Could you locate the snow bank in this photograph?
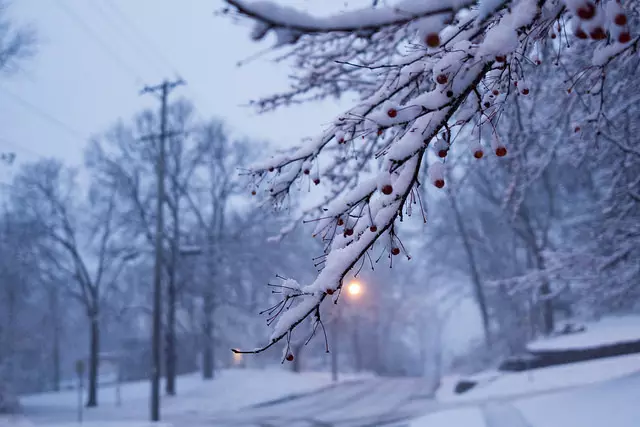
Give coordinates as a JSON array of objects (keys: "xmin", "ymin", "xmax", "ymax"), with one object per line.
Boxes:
[
  {"xmin": 527, "ymin": 316, "xmax": 640, "ymax": 352},
  {"xmin": 516, "ymin": 371, "xmax": 640, "ymax": 427},
  {"xmin": 410, "ymin": 407, "xmax": 486, "ymax": 427},
  {"xmin": 437, "ymin": 353, "xmax": 640, "ymax": 403}
]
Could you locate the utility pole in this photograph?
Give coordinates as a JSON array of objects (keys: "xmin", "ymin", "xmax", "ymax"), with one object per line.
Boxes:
[{"xmin": 140, "ymin": 78, "xmax": 185, "ymax": 422}]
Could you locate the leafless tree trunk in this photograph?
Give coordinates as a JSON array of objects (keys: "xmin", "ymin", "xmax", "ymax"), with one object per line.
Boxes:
[
  {"xmin": 202, "ymin": 287, "xmax": 215, "ymax": 380},
  {"xmin": 50, "ymin": 287, "xmax": 61, "ymax": 392},
  {"xmin": 86, "ymin": 313, "xmax": 99, "ymax": 407},
  {"xmin": 447, "ymin": 191, "xmax": 492, "ymax": 347}
]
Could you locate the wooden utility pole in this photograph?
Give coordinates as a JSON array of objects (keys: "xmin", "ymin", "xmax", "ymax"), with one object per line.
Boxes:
[{"xmin": 140, "ymin": 78, "xmax": 185, "ymax": 422}]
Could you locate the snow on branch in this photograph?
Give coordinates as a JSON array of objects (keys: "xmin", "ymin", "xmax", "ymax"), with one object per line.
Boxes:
[
  {"xmin": 224, "ymin": 0, "xmax": 478, "ymax": 38},
  {"xmin": 226, "ymin": 0, "xmax": 638, "ymax": 359}
]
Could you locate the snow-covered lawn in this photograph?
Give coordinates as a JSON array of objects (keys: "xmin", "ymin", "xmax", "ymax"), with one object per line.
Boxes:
[
  {"xmin": 437, "ymin": 352, "xmax": 640, "ymax": 403},
  {"xmin": 527, "ymin": 315, "xmax": 640, "ymax": 352},
  {"xmin": 437, "ymin": 315, "xmax": 640, "ymax": 404},
  {"xmin": 515, "ymin": 372, "xmax": 640, "ymax": 427},
  {"xmin": 3, "ymin": 368, "xmax": 371, "ymax": 426},
  {"xmin": 413, "ymin": 369, "xmax": 640, "ymax": 427}
]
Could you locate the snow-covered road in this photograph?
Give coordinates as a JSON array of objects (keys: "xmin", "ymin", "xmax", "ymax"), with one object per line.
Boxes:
[{"xmin": 165, "ymin": 377, "xmax": 437, "ymax": 427}]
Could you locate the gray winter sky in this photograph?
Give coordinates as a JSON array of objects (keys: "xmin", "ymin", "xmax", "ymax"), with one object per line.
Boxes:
[
  {"xmin": 1, "ymin": 0, "xmax": 484, "ymax": 355},
  {"xmin": 0, "ymin": 0, "xmax": 348, "ymax": 178}
]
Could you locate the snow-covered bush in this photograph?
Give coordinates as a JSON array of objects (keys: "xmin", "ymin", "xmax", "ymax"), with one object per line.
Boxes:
[{"xmin": 222, "ymin": 0, "xmax": 638, "ymax": 357}]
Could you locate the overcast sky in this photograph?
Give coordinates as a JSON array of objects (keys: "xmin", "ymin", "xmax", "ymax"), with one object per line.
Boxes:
[{"xmin": 1, "ymin": 0, "xmax": 350, "ymax": 179}]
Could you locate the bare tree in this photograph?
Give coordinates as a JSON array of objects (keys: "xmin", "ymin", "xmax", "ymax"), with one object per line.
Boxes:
[
  {"xmin": 0, "ymin": 0, "xmax": 35, "ymax": 75},
  {"xmin": 11, "ymin": 159, "xmax": 139, "ymax": 407},
  {"xmin": 86, "ymin": 100, "xmax": 207, "ymax": 394},
  {"xmin": 179, "ymin": 121, "xmax": 251, "ymax": 379}
]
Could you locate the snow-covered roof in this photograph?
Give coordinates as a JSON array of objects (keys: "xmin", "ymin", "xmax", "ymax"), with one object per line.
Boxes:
[{"xmin": 527, "ymin": 316, "xmax": 640, "ymax": 352}]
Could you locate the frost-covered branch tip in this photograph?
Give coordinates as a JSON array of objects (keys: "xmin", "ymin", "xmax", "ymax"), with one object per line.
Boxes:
[{"xmin": 226, "ymin": 0, "xmax": 637, "ymax": 358}]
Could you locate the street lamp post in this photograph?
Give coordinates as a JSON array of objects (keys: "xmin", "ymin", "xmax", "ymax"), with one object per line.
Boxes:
[{"xmin": 331, "ymin": 281, "xmax": 362, "ymax": 382}]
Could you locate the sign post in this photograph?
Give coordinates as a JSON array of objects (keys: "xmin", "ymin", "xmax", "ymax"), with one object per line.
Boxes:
[{"xmin": 75, "ymin": 360, "xmax": 85, "ymax": 424}]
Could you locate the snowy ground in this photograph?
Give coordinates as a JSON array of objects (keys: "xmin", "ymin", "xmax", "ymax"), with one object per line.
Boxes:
[
  {"xmin": 436, "ymin": 352, "xmax": 640, "ymax": 403},
  {"xmin": 410, "ymin": 371, "xmax": 640, "ymax": 427},
  {"xmin": 1, "ymin": 368, "xmax": 435, "ymax": 427},
  {"xmin": 527, "ymin": 315, "xmax": 640, "ymax": 352},
  {"xmin": 3, "ymin": 347, "xmax": 639, "ymax": 426}
]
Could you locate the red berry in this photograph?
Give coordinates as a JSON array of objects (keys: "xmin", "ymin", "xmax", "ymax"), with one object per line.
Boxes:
[
  {"xmin": 377, "ymin": 128, "xmax": 383, "ymax": 136},
  {"xmin": 434, "ymin": 179, "xmax": 445, "ymax": 188},
  {"xmin": 285, "ymin": 354, "xmax": 294, "ymax": 362},
  {"xmin": 338, "ymin": 137, "xmax": 345, "ymax": 144},
  {"xmin": 438, "ymin": 149, "xmax": 448, "ymax": 158},
  {"xmin": 381, "ymin": 184, "xmax": 393, "ymax": 195},
  {"xmin": 575, "ymin": 28, "xmax": 588, "ymax": 39},
  {"xmin": 521, "ymin": 88, "xmax": 529, "ymax": 95},
  {"xmin": 574, "ymin": 126, "xmax": 581, "ymax": 133},
  {"xmin": 313, "ymin": 178, "xmax": 320, "ymax": 185},
  {"xmin": 567, "ymin": 88, "xmax": 572, "ymax": 94},
  {"xmin": 369, "ymin": 225, "xmax": 377, "ymax": 232},
  {"xmin": 474, "ymin": 150, "xmax": 484, "ymax": 159},
  {"xmin": 495, "ymin": 55, "xmax": 506, "ymax": 62},
  {"xmin": 614, "ymin": 13, "xmax": 627, "ymax": 26},
  {"xmin": 619, "ymin": 32, "xmax": 631, "ymax": 43},
  {"xmin": 391, "ymin": 247, "xmax": 400, "ymax": 256},
  {"xmin": 495, "ymin": 146, "xmax": 507, "ymax": 157},
  {"xmin": 326, "ymin": 288, "xmax": 334, "ymax": 295},
  {"xmin": 344, "ymin": 228, "xmax": 354, "ymax": 236},
  {"xmin": 387, "ymin": 108, "xmax": 397, "ymax": 118},
  {"xmin": 436, "ymin": 74, "xmax": 448, "ymax": 85},
  {"xmin": 303, "ymin": 168, "xmax": 310, "ymax": 175},
  {"xmin": 577, "ymin": 3, "xmax": 596, "ymax": 20},
  {"xmin": 492, "ymin": 89, "xmax": 500, "ymax": 96},
  {"xmin": 425, "ymin": 33, "xmax": 440, "ymax": 47},
  {"xmin": 514, "ymin": 81, "xmax": 518, "ymax": 87},
  {"xmin": 251, "ymin": 190, "xmax": 256, "ymax": 195},
  {"xmin": 550, "ymin": 32, "xmax": 557, "ymax": 39},
  {"xmin": 337, "ymin": 218, "xmax": 344, "ymax": 226},
  {"xmin": 590, "ymin": 27, "xmax": 607, "ymax": 40}
]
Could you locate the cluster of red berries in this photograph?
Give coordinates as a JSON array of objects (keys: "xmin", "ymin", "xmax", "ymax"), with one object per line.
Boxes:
[{"xmin": 573, "ymin": 2, "xmax": 631, "ymax": 43}]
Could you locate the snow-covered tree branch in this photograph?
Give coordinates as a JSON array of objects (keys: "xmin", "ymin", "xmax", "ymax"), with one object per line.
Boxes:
[{"xmin": 224, "ymin": 0, "xmax": 638, "ymax": 358}]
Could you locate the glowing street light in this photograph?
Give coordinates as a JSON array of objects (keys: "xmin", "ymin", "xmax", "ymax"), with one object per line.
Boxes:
[{"xmin": 347, "ymin": 281, "xmax": 362, "ymax": 297}]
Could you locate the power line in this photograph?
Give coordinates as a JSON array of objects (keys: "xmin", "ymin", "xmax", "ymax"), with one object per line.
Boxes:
[
  {"xmin": 99, "ymin": 0, "xmax": 181, "ymax": 76},
  {"xmin": 0, "ymin": 136, "xmax": 45, "ymax": 160},
  {"xmin": 54, "ymin": 0, "xmax": 146, "ymax": 85},
  {"xmin": 0, "ymin": 85, "xmax": 88, "ymax": 143},
  {"xmin": 87, "ymin": 0, "xmax": 174, "ymax": 77},
  {"xmin": 96, "ymin": 0, "xmax": 210, "ymax": 120}
]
